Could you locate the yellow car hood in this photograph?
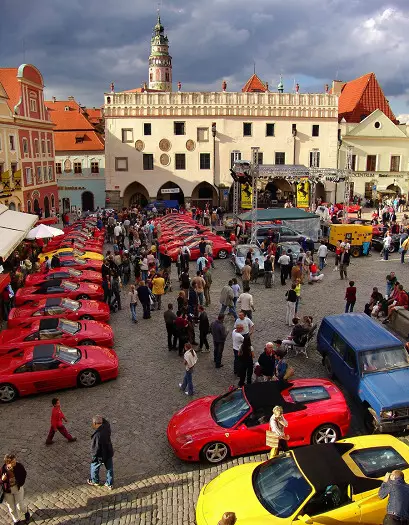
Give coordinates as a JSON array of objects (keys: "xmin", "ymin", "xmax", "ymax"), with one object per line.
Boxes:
[{"xmin": 196, "ymin": 462, "xmax": 272, "ymax": 525}]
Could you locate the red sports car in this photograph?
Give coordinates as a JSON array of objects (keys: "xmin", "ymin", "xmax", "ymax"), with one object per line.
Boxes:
[
  {"xmin": 0, "ymin": 343, "xmax": 118, "ymax": 402},
  {"xmin": 166, "ymin": 238, "xmax": 232, "ymax": 261},
  {"xmin": 45, "ymin": 240, "xmax": 104, "ymax": 253},
  {"xmin": 46, "ymin": 257, "xmax": 103, "ymax": 272},
  {"xmin": 15, "ymin": 279, "xmax": 103, "ymax": 306},
  {"xmin": 8, "ymin": 298, "xmax": 110, "ymax": 328},
  {"xmin": 167, "ymin": 380, "xmax": 351, "ymax": 463},
  {"xmin": 160, "ymin": 227, "xmax": 211, "ymax": 243},
  {"xmin": 25, "ymin": 268, "xmax": 102, "ymax": 286},
  {"xmin": 0, "ymin": 318, "xmax": 113, "ymax": 354}
]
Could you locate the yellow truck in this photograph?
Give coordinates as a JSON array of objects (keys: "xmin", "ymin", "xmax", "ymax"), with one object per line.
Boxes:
[{"xmin": 328, "ymin": 224, "xmax": 373, "ymax": 257}]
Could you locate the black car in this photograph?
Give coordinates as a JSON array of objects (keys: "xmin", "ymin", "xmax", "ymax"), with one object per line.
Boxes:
[
  {"xmin": 371, "ymin": 234, "xmax": 400, "ymax": 253},
  {"xmin": 256, "ymin": 224, "xmax": 310, "ymax": 245}
]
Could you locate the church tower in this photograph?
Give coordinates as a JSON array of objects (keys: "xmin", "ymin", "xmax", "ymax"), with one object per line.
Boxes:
[{"xmin": 149, "ymin": 13, "xmax": 172, "ymax": 91}]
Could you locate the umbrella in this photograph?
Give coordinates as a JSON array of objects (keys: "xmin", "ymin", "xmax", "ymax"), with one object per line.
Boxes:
[{"xmin": 26, "ymin": 224, "xmax": 64, "ymax": 240}]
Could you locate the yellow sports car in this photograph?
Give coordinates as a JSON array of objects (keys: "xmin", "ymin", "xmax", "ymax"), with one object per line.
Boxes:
[
  {"xmin": 39, "ymin": 248, "xmax": 103, "ymax": 262},
  {"xmin": 196, "ymin": 435, "xmax": 409, "ymax": 524}
]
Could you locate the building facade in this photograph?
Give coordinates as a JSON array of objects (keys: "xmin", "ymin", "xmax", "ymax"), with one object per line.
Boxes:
[
  {"xmin": 0, "ymin": 83, "xmax": 20, "ymax": 210},
  {"xmin": 0, "ymin": 65, "xmax": 57, "ymax": 216},
  {"xmin": 46, "ymin": 99, "xmax": 105, "ymax": 213}
]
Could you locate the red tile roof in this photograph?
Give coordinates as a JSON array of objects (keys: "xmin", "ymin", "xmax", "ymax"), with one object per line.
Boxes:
[
  {"xmin": 242, "ymin": 74, "xmax": 267, "ymax": 93},
  {"xmin": 85, "ymin": 107, "xmax": 103, "ymax": 124},
  {"xmin": 0, "ymin": 68, "xmax": 20, "ymax": 111},
  {"xmin": 45, "ymin": 100, "xmax": 94, "ymax": 131},
  {"xmin": 338, "ymin": 72, "xmax": 397, "ymax": 123},
  {"xmin": 54, "ymin": 131, "xmax": 104, "ymax": 152}
]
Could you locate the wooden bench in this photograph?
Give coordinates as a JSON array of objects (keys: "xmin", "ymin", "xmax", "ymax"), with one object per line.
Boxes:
[{"xmin": 390, "ymin": 308, "xmax": 409, "ymax": 338}]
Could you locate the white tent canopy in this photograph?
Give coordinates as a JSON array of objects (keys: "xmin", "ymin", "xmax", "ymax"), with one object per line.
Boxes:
[
  {"xmin": 0, "ymin": 204, "xmax": 37, "ymax": 260},
  {"xmin": 26, "ymin": 224, "xmax": 63, "ymax": 240}
]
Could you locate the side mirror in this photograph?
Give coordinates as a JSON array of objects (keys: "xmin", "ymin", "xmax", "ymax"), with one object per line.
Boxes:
[
  {"xmin": 296, "ymin": 515, "xmax": 313, "ymax": 525},
  {"xmin": 239, "ymin": 424, "xmax": 246, "ymax": 431}
]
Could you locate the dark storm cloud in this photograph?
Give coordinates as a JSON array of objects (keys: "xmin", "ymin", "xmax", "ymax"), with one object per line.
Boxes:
[{"xmin": 1, "ymin": 0, "xmax": 408, "ymax": 109}]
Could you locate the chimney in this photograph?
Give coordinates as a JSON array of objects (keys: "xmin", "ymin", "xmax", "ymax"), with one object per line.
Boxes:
[
  {"xmin": 68, "ymin": 96, "xmax": 75, "ymax": 101},
  {"xmin": 52, "ymin": 96, "xmax": 56, "ymax": 103},
  {"xmin": 332, "ymin": 80, "xmax": 346, "ymax": 96}
]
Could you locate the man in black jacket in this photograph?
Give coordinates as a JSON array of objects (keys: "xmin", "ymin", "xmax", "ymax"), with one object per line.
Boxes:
[
  {"xmin": 137, "ymin": 281, "xmax": 151, "ymax": 319},
  {"xmin": 198, "ymin": 305, "xmax": 210, "ymax": 352},
  {"xmin": 257, "ymin": 343, "xmax": 276, "ymax": 379},
  {"xmin": 88, "ymin": 416, "xmax": 114, "ymax": 489}
]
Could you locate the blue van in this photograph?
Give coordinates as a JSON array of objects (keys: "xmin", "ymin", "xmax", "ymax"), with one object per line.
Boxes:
[{"xmin": 317, "ymin": 313, "xmax": 409, "ymax": 432}]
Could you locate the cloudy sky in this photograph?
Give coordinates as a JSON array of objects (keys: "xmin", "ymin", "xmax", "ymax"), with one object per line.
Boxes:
[{"xmin": 1, "ymin": 0, "xmax": 409, "ymax": 118}]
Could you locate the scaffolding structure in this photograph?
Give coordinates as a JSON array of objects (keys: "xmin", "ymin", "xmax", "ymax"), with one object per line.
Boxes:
[{"xmin": 232, "ymin": 150, "xmax": 241, "ymax": 216}]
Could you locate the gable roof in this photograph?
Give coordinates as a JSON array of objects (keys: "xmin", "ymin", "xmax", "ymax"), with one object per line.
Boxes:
[
  {"xmin": 85, "ymin": 107, "xmax": 103, "ymax": 124},
  {"xmin": 45, "ymin": 100, "xmax": 94, "ymax": 131},
  {"xmin": 54, "ymin": 131, "xmax": 104, "ymax": 152},
  {"xmin": 338, "ymin": 73, "xmax": 397, "ymax": 124},
  {"xmin": 0, "ymin": 68, "xmax": 20, "ymax": 111},
  {"xmin": 242, "ymin": 74, "xmax": 267, "ymax": 93}
]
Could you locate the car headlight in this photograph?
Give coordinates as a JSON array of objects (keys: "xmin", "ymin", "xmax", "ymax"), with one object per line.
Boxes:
[
  {"xmin": 380, "ymin": 410, "xmax": 394, "ymax": 419},
  {"xmin": 176, "ymin": 434, "xmax": 194, "ymax": 445}
]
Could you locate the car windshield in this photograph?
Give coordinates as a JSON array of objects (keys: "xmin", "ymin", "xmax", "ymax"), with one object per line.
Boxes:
[
  {"xmin": 62, "ymin": 280, "xmax": 79, "ymax": 291},
  {"xmin": 58, "ymin": 319, "xmax": 80, "ymax": 334},
  {"xmin": 253, "ymin": 455, "xmax": 312, "ymax": 518},
  {"xmin": 211, "ymin": 389, "xmax": 250, "ymax": 428},
  {"xmin": 237, "ymin": 247, "xmax": 261, "ymax": 258},
  {"xmin": 72, "ymin": 249, "xmax": 85, "ymax": 256},
  {"xmin": 55, "ymin": 345, "xmax": 81, "ymax": 364},
  {"xmin": 61, "ymin": 298, "xmax": 80, "ymax": 311},
  {"xmin": 360, "ymin": 346, "xmax": 409, "ymax": 374},
  {"xmin": 73, "ymin": 258, "xmax": 86, "ymax": 265},
  {"xmin": 67, "ymin": 269, "xmax": 82, "ymax": 277}
]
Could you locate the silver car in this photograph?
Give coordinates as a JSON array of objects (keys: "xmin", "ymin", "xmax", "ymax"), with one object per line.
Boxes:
[{"xmin": 231, "ymin": 244, "xmax": 265, "ymax": 275}]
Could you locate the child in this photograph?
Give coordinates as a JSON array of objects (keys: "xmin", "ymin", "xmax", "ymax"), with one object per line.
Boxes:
[
  {"xmin": 46, "ymin": 398, "xmax": 76, "ymax": 445},
  {"xmin": 294, "ymin": 278, "xmax": 301, "ymax": 313},
  {"xmin": 345, "ymin": 281, "xmax": 357, "ymax": 313}
]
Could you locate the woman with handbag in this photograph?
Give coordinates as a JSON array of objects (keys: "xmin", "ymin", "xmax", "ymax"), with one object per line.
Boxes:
[
  {"xmin": 237, "ymin": 334, "xmax": 255, "ymax": 387},
  {"xmin": 274, "ymin": 351, "xmax": 294, "ymax": 382},
  {"xmin": 1, "ymin": 453, "xmax": 30, "ymax": 524},
  {"xmin": 269, "ymin": 406, "xmax": 289, "ymax": 458}
]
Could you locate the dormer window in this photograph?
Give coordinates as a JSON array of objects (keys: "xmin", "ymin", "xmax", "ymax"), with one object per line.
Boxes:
[
  {"xmin": 75, "ymin": 134, "xmax": 85, "ymax": 144},
  {"xmin": 64, "ymin": 106, "xmax": 70, "ymax": 111}
]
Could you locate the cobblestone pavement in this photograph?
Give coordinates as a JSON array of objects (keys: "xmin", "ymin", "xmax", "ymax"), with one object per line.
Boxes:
[{"xmin": 1, "ymin": 247, "xmax": 408, "ymax": 524}]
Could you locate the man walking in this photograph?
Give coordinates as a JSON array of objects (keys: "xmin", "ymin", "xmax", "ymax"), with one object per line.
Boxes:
[
  {"xmin": 152, "ymin": 272, "xmax": 165, "ymax": 310},
  {"xmin": 317, "ymin": 241, "xmax": 328, "ymax": 271},
  {"xmin": 345, "ymin": 281, "xmax": 357, "ymax": 313},
  {"xmin": 88, "ymin": 415, "xmax": 114, "ymax": 490},
  {"xmin": 203, "ymin": 267, "xmax": 212, "ymax": 306},
  {"xmin": 198, "ymin": 305, "xmax": 210, "ymax": 352},
  {"xmin": 285, "ymin": 284, "xmax": 298, "ymax": 326},
  {"xmin": 237, "ymin": 290, "xmax": 255, "ymax": 320},
  {"xmin": 264, "ymin": 256, "xmax": 273, "ymax": 288},
  {"xmin": 241, "ymin": 260, "xmax": 251, "ymax": 292},
  {"xmin": 278, "ymin": 250, "xmax": 291, "ymax": 285},
  {"xmin": 191, "ymin": 271, "xmax": 206, "ymax": 306},
  {"xmin": 378, "ymin": 470, "xmax": 409, "ymax": 524},
  {"xmin": 219, "ymin": 280, "xmax": 238, "ymax": 320},
  {"xmin": 231, "ymin": 324, "xmax": 244, "ymax": 375},
  {"xmin": 128, "ymin": 284, "xmax": 138, "ymax": 323},
  {"xmin": 339, "ymin": 248, "xmax": 350, "ymax": 280},
  {"xmin": 211, "ymin": 314, "xmax": 227, "ymax": 368},
  {"xmin": 164, "ymin": 303, "xmax": 177, "ymax": 350},
  {"xmin": 137, "ymin": 280, "xmax": 151, "ymax": 319}
]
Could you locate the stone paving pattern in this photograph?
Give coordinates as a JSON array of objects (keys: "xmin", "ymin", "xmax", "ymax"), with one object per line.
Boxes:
[{"xmin": 1, "ymin": 246, "xmax": 408, "ymax": 524}]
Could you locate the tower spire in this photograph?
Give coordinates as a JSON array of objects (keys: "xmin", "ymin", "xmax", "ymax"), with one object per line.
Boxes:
[{"xmin": 149, "ymin": 11, "xmax": 172, "ymax": 91}]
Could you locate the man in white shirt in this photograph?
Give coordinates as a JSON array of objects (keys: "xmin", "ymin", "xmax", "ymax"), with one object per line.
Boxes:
[
  {"xmin": 232, "ymin": 324, "xmax": 244, "ymax": 375},
  {"xmin": 383, "ymin": 233, "xmax": 392, "ymax": 261},
  {"xmin": 234, "ymin": 310, "xmax": 255, "ymax": 335},
  {"xmin": 114, "ymin": 224, "xmax": 122, "ymax": 241},
  {"xmin": 278, "ymin": 252, "xmax": 291, "ymax": 286},
  {"xmin": 237, "ymin": 292, "xmax": 255, "ymax": 320},
  {"xmin": 317, "ymin": 241, "xmax": 328, "ymax": 271},
  {"xmin": 181, "ymin": 244, "xmax": 191, "ymax": 257}
]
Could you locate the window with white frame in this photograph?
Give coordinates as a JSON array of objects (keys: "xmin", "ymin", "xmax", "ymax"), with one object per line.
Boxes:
[
  {"xmin": 47, "ymin": 140, "xmax": 51, "ymax": 155},
  {"xmin": 200, "ymin": 153, "xmax": 211, "ymax": 170},
  {"xmin": 41, "ymin": 140, "xmax": 46, "ymax": 155},
  {"xmin": 197, "ymin": 127, "xmax": 209, "ymax": 142},
  {"xmin": 37, "ymin": 166, "xmax": 42, "ymax": 182},
  {"xmin": 91, "ymin": 161, "xmax": 99, "ymax": 173},
  {"xmin": 34, "ymin": 139, "xmax": 39, "ymax": 155},
  {"xmin": 30, "ymin": 98, "xmax": 37, "ymax": 112},
  {"xmin": 121, "ymin": 129, "xmax": 133, "ymax": 143},
  {"xmin": 26, "ymin": 167, "xmax": 32, "ymax": 185},
  {"xmin": 9, "ymin": 135, "xmax": 15, "ymax": 151},
  {"xmin": 22, "ymin": 138, "xmax": 28, "ymax": 155},
  {"xmin": 55, "ymin": 162, "xmax": 62, "ymax": 174},
  {"xmin": 390, "ymin": 155, "xmax": 400, "ymax": 172},
  {"xmin": 43, "ymin": 166, "xmax": 48, "ymax": 182},
  {"xmin": 115, "ymin": 157, "xmax": 128, "ymax": 171},
  {"xmin": 48, "ymin": 166, "xmax": 53, "ymax": 181},
  {"xmin": 74, "ymin": 162, "xmax": 82, "ymax": 174}
]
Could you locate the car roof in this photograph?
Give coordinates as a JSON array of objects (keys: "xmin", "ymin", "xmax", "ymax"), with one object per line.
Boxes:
[
  {"xmin": 293, "ymin": 443, "xmax": 382, "ymax": 493},
  {"xmin": 32, "ymin": 344, "xmax": 55, "ymax": 361},
  {"xmin": 39, "ymin": 319, "xmax": 59, "ymax": 330},
  {"xmin": 236, "ymin": 244, "xmax": 261, "ymax": 251},
  {"xmin": 39, "ymin": 279, "xmax": 63, "ymax": 288},
  {"xmin": 322, "ymin": 313, "xmax": 402, "ymax": 351},
  {"xmin": 45, "ymin": 298, "xmax": 63, "ymax": 307},
  {"xmin": 243, "ymin": 382, "xmax": 306, "ymax": 413}
]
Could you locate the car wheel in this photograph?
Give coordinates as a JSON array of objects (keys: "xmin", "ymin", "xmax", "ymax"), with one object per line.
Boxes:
[
  {"xmin": 202, "ymin": 442, "xmax": 230, "ymax": 464},
  {"xmin": 80, "ymin": 315, "xmax": 94, "ymax": 320},
  {"xmin": 364, "ymin": 407, "xmax": 378, "ymax": 433},
  {"xmin": 311, "ymin": 424, "xmax": 339, "ymax": 444},
  {"xmin": 218, "ymin": 250, "xmax": 228, "ymax": 259},
  {"xmin": 78, "ymin": 369, "xmax": 99, "ymax": 387},
  {"xmin": 350, "ymin": 246, "xmax": 360, "ymax": 258},
  {"xmin": 323, "ymin": 356, "xmax": 334, "ymax": 379},
  {"xmin": 0, "ymin": 383, "xmax": 18, "ymax": 403},
  {"xmin": 389, "ymin": 244, "xmax": 397, "ymax": 253},
  {"xmin": 77, "ymin": 294, "xmax": 90, "ymax": 300},
  {"xmin": 80, "ymin": 339, "xmax": 96, "ymax": 346}
]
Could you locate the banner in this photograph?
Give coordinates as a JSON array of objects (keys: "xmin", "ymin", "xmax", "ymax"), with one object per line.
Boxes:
[
  {"xmin": 241, "ymin": 183, "xmax": 252, "ymax": 209},
  {"xmin": 296, "ymin": 178, "xmax": 310, "ymax": 208}
]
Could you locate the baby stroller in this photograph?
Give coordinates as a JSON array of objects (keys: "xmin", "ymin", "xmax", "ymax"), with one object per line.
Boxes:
[{"xmin": 163, "ymin": 269, "xmax": 172, "ymax": 293}]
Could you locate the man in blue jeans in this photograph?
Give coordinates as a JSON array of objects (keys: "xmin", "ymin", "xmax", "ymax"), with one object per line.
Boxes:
[{"xmin": 88, "ymin": 415, "xmax": 114, "ymax": 490}]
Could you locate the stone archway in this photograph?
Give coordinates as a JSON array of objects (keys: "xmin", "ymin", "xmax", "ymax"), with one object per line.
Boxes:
[
  {"xmin": 123, "ymin": 181, "xmax": 149, "ymax": 208},
  {"xmin": 157, "ymin": 181, "xmax": 184, "ymax": 206},
  {"xmin": 81, "ymin": 191, "xmax": 94, "ymax": 212},
  {"xmin": 387, "ymin": 183, "xmax": 402, "ymax": 195},
  {"xmin": 191, "ymin": 182, "xmax": 218, "ymax": 208}
]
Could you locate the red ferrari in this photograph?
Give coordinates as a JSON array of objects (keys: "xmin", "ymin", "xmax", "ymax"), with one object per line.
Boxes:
[
  {"xmin": 15, "ymin": 279, "xmax": 103, "ymax": 306},
  {"xmin": 25, "ymin": 268, "xmax": 102, "ymax": 286},
  {"xmin": 44, "ymin": 257, "xmax": 102, "ymax": 272},
  {"xmin": 0, "ymin": 318, "xmax": 113, "ymax": 354},
  {"xmin": 0, "ymin": 343, "xmax": 118, "ymax": 402},
  {"xmin": 167, "ymin": 380, "xmax": 351, "ymax": 464},
  {"xmin": 8, "ymin": 298, "xmax": 110, "ymax": 328},
  {"xmin": 166, "ymin": 238, "xmax": 232, "ymax": 261},
  {"xmin": 45, "ymin": 240, "xmax": 104, "ymax": 253}
]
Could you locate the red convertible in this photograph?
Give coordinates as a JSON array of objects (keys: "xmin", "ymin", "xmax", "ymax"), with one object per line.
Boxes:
[
  {"xmin": 0, "ymin": 318, "xmax": 113, "ymax": 353},
  {"xmin": 166, "ymin": 238, "xmax": 232, "ymax": 261},
  {"xmin": 8, "ymin": 298, "xmax": 110, "ymax": 328},
  {"xmin": 25, "ymin": 268, "xmax": 102, "ymax": 286},
  {"xmin": 0, "ymin": 343, "xmax": 118, "ymax": 402},
  {"xmin": 167, "ymin": 380, "xmax": 350, "ymax": 463},
  {"xmin": 15, "ymin": 279, "xmax": 103, "ymax": 306}
]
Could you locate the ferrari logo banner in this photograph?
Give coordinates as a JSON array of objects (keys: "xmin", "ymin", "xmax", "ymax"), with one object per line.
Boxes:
[
  {"xmin": 241, "ymin": 183, "xmax": 252, "ymax": 209},
  {"xmin": 297, "ymin": 178, "xmax": 310, "ymax": 208}
]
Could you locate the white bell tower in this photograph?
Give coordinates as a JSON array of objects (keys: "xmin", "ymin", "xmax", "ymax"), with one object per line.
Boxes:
[{"xmin": 148, "ymin": 13, "xmax": 172, "ymax": 92}]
